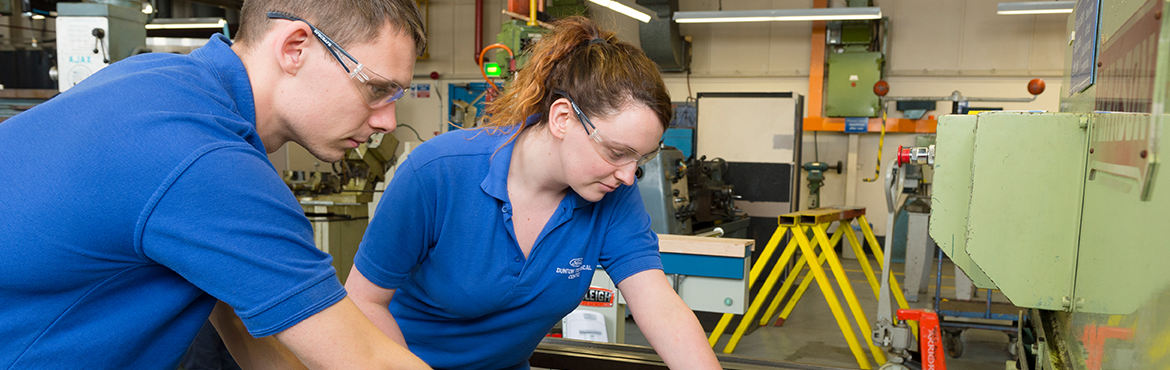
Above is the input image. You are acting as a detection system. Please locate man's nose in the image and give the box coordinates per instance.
[368,103,398,133]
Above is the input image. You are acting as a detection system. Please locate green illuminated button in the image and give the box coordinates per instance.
[484,62,501,77]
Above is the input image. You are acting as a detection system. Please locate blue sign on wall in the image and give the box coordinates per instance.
[844,117,869,133]
[1070,0,1101,96]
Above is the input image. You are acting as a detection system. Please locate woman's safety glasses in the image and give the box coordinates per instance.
[555,90,661,167]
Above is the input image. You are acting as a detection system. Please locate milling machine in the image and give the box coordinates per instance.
[283,133,398,283]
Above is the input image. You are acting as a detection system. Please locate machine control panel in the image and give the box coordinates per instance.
[57,17,111,92]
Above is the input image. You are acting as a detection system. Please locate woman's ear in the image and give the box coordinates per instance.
[548,98,573,140]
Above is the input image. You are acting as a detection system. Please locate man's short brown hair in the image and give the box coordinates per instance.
[235,0,425,56]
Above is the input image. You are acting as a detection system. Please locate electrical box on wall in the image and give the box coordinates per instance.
[824,51,882,117]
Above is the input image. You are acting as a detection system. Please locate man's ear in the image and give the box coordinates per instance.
[271,21,314,76]
[548,98,573,140]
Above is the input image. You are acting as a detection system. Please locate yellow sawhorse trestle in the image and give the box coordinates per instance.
[706,207,914,370]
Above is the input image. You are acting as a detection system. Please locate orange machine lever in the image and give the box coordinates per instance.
[896,309,947,370]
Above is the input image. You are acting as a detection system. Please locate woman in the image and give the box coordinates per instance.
[346,17,721,370]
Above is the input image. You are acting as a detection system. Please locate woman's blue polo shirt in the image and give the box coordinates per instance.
[354,123,663,369]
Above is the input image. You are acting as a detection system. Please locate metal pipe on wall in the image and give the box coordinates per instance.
[475,0,483,64]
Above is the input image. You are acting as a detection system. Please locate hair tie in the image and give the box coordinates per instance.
[588,37,606,45]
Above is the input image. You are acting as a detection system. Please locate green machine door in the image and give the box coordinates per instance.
[929,115,996,290]
[932,112,1089,311]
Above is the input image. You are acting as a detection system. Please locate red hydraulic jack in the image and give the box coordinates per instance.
[896,309,947,370]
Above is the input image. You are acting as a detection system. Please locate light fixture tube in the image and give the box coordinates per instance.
[588,0,653,23]
[673,7,881,23]
[146,18,227,30]
[996,1,1075,15]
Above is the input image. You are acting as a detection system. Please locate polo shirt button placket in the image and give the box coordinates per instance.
[514,256,522,263]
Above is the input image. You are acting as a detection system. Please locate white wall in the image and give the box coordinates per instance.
[385,0,1070,235]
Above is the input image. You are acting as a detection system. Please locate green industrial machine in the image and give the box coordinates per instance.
[497,19,549,71]
[928,0,1170,369]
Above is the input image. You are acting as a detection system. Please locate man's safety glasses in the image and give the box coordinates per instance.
[267,12,406,109]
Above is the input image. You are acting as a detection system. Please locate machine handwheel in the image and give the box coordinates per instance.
[944,329,964,358]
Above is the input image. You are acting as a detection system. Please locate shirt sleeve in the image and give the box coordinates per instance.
[597,182,663,285]
[352,154,435,290]
[139,144,346,337]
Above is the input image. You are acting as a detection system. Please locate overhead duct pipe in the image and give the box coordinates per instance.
[636,0,688,72]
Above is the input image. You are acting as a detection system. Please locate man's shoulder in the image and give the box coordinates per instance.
[77,37,245,111]
[82,52,207,89]
[54,54,232,122]
[55,46,256,141]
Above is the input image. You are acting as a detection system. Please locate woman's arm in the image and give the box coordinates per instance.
[345,265,409,348]
[618,269,722,369]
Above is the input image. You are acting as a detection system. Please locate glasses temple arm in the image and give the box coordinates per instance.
[268,12,361,75]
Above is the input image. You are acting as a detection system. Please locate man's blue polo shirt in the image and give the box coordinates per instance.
[355,122,664,370]
[0,35,345,368]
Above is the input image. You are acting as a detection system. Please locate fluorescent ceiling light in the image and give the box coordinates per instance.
[997,1,1074,15]
[588,0,654,23]
[146,18,227,30]
[673,7,881,23]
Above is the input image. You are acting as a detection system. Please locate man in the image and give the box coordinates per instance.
[0,0,430,368]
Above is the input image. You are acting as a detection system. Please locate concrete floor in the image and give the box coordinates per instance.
[621,258,1018,370]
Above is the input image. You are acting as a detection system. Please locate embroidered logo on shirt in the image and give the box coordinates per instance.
[555,258,592,280]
